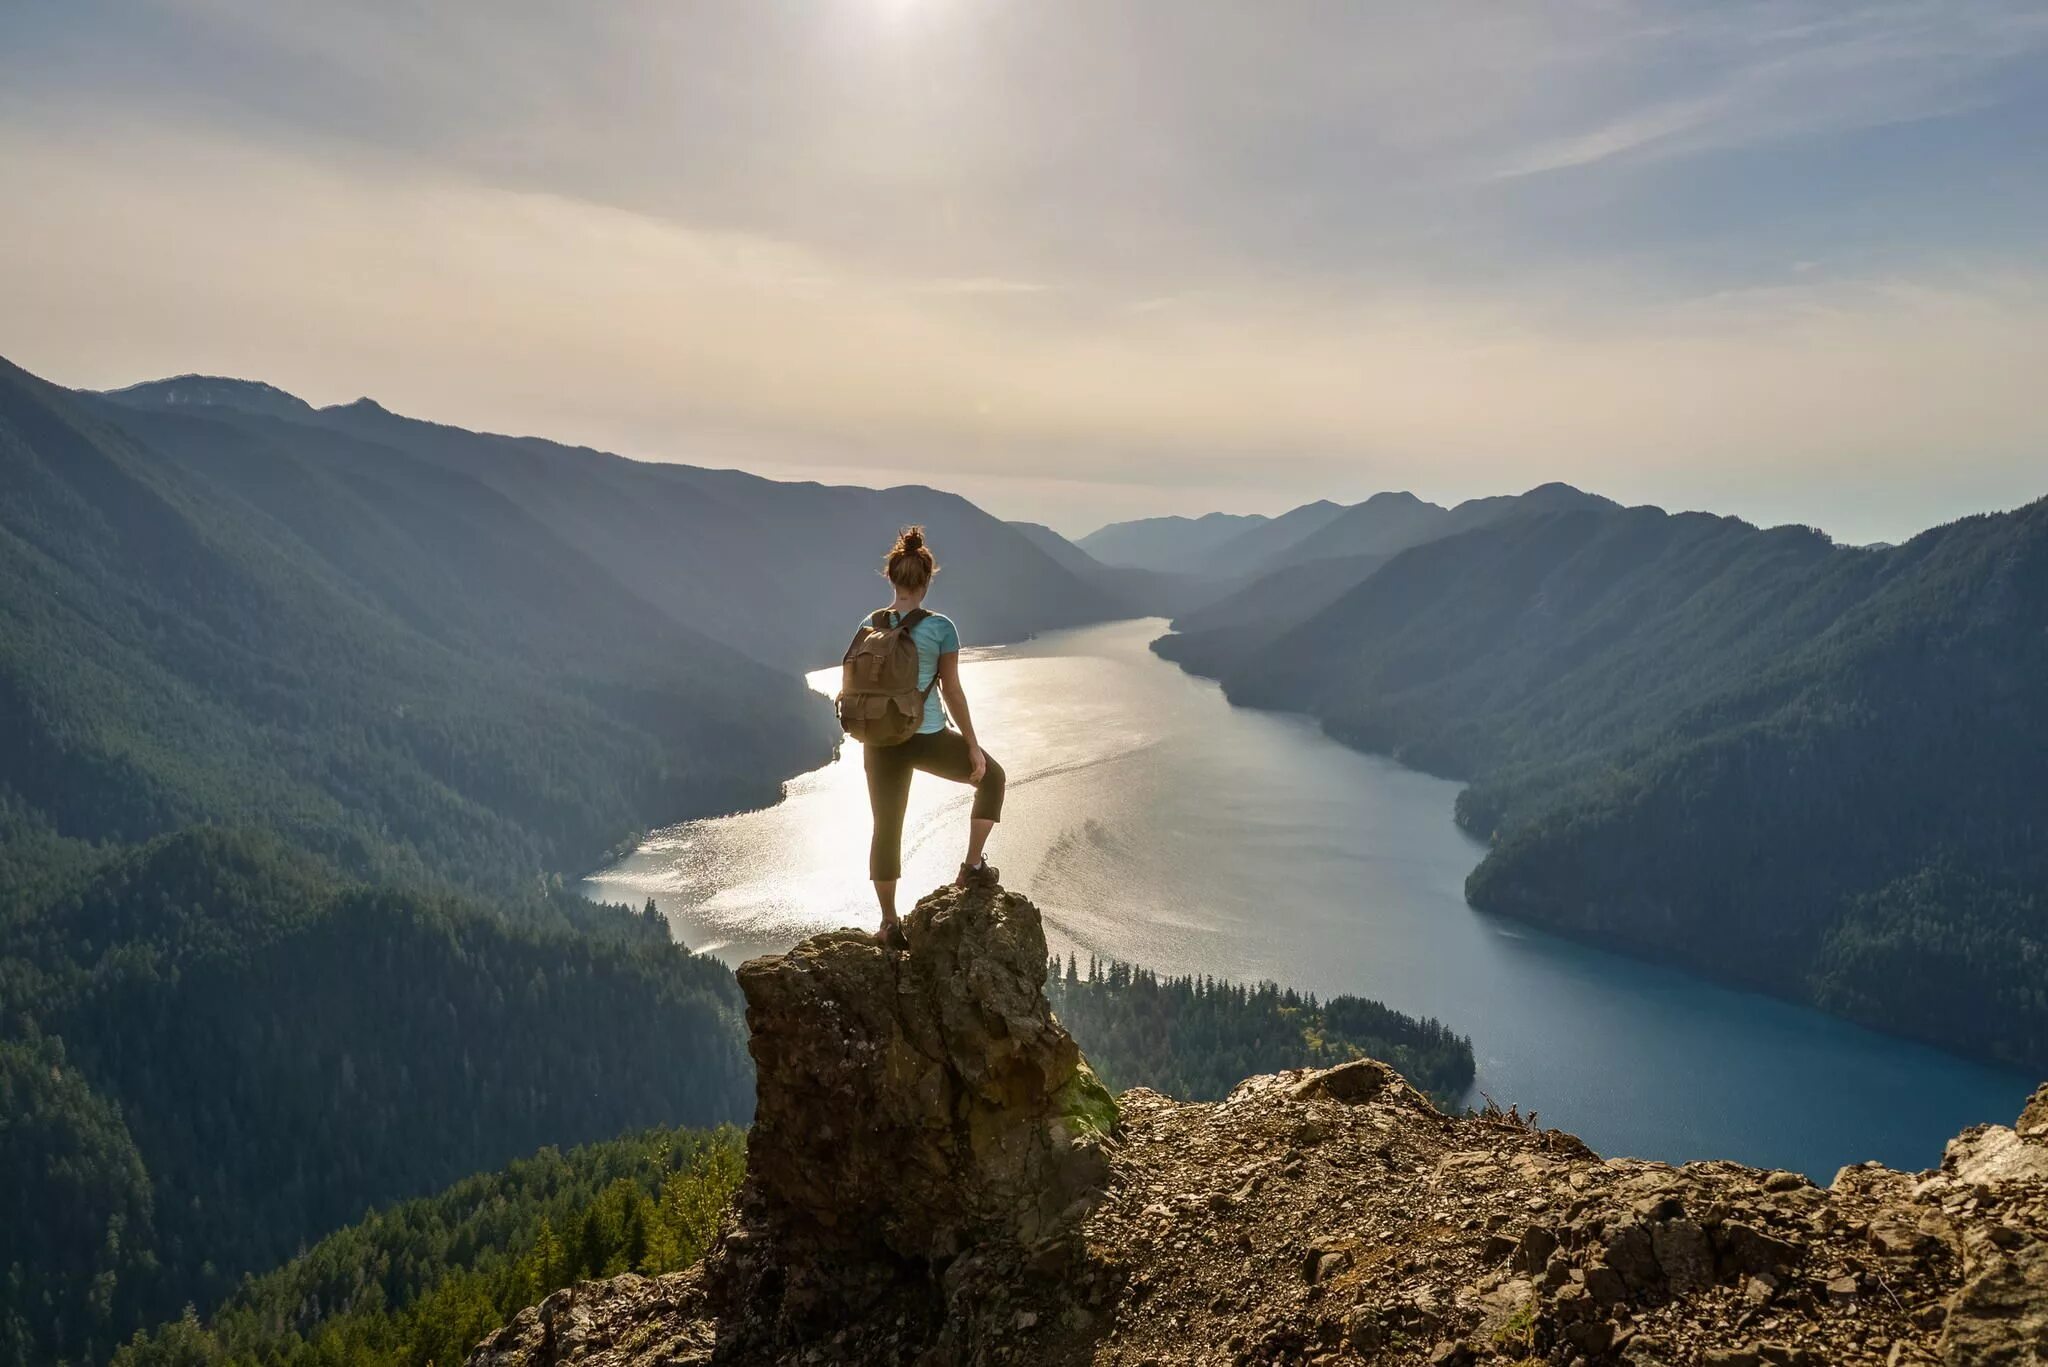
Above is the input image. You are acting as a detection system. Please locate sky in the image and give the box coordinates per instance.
[3,2,2046,543]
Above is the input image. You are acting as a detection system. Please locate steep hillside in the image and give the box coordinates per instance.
[322,400,1124,668]
[1,828,757,1363]
[109,1127,746,1367]
[103,374,1125,671]
[1159,499,2048,1068]
[3,356,834,892]
[464,889,2048,1367]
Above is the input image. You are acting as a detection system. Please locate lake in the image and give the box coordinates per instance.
[584,617,2036,1177]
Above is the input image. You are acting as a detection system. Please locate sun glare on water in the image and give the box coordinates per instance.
[584,635,1167,957]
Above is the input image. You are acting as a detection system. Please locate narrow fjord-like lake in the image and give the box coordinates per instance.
[585,618,2034,1178]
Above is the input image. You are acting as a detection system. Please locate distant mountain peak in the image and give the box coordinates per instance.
[1517,481,1615,508]
[1075,510,1271,573]
[323,396,392,416]
[99,374,313,419]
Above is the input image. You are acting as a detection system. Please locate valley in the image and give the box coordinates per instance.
[4,350,2040,1364]
[587,619,2037,1181]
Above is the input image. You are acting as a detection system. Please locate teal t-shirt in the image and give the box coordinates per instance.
[870,609,959,734]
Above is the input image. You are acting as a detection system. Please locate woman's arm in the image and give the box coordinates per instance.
[936,652,986,780]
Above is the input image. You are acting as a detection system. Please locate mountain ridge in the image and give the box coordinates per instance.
[1076,509,1272,573]
[265,382,1118,669]
[1156,494,2048,1069]
[1204,497,1353,572]
[1,354,833,886]
[100,373,316,419]
[1268,482,1621,571]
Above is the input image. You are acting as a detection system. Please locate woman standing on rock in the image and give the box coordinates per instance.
[836,526,1005,949]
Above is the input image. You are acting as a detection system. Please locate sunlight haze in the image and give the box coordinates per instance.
[4,2,2045,542]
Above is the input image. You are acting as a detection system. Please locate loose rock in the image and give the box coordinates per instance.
[466,883,2048,1367]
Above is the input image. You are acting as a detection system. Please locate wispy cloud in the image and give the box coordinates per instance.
[2,1,2045,540]
[1493,3,2048,179]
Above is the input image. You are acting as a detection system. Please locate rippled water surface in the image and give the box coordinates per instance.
[585,618,2035,1176]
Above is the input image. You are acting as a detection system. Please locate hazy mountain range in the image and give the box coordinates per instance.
[1073,484,1616,578]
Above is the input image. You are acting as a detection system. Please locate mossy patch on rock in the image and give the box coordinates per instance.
[1056,1059,1120,1139]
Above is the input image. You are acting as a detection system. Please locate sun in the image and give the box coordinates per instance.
[872,0,932,25]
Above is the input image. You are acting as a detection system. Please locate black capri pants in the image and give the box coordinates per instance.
[864,729,1006,881]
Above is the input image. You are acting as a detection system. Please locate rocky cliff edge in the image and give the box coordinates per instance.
[469,885,2048,1367]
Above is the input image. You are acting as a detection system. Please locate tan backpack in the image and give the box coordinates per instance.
[835,608,938,746]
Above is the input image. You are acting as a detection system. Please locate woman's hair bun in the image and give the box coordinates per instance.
[884,525,938,589]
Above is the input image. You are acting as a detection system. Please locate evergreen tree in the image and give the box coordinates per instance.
[1046,957,1473,1107]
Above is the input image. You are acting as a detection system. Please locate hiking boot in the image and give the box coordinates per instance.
[879,920,910,952]
[955,859,999,890]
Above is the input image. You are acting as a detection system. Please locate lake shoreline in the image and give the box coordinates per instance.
[588,616,2038,1178]
[1145,622,2048,1081]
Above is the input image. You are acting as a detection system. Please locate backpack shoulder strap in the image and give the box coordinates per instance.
[869,609,894,630]
[907,610,946,702]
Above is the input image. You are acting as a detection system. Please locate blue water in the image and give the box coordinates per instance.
[585,618,2037,1178]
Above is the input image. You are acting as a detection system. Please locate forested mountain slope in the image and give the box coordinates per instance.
[1158,499,2048,1067]
[3,357,835,893]
[1,829,755,1363]
[104,376,1122,672]
[1044,956,1473,1107]
[108,1127,747,1367]
[0,352,849,1362]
